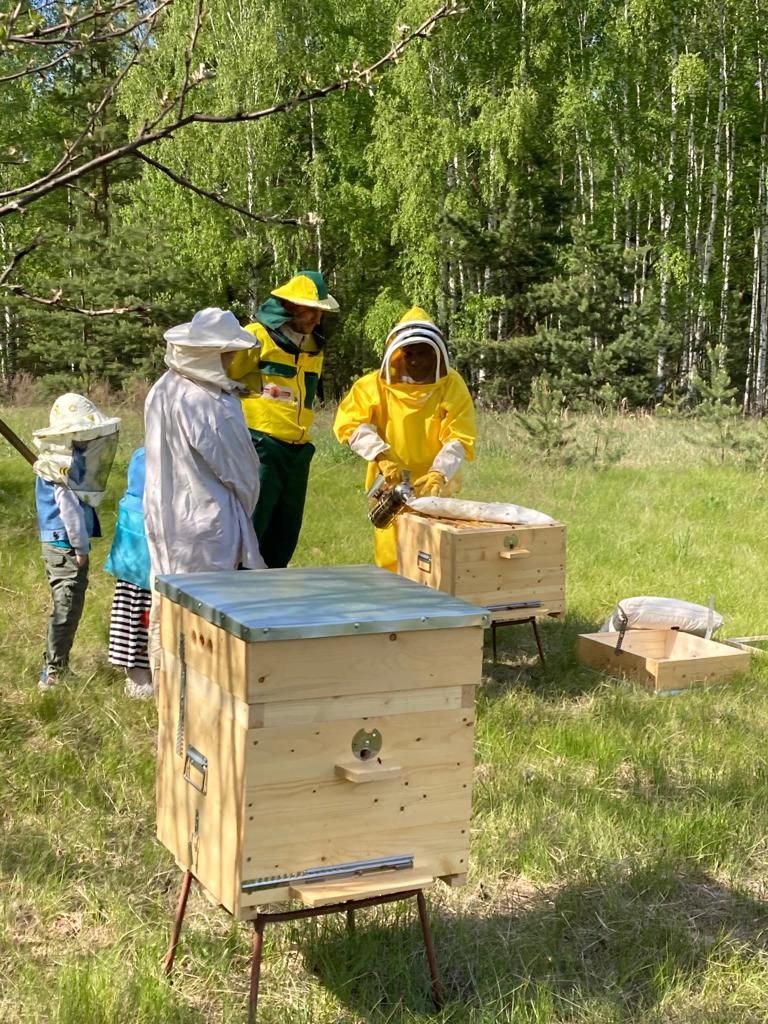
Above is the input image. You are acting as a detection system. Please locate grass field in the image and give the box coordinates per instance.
[2,404,768,1023]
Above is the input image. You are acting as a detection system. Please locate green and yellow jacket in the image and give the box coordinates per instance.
[228,320,324,445]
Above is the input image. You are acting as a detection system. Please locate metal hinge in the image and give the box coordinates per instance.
[176,631,186,756]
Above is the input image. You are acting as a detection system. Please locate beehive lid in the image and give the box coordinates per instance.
[155,564,490,641]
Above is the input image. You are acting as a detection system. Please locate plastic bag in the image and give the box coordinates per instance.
[600,596,723,637]
[407,496,556,526]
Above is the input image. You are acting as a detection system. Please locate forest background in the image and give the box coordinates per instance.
[1,0,768,415]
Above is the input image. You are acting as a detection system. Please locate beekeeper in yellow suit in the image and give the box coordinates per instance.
[334,307,476,572]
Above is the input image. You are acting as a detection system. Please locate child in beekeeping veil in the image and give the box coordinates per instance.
[32,393,121,691]
[334,307,476,572]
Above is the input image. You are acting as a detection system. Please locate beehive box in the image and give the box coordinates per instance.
[155,566,488,919]
[396,512,566,620]
[577,629,751,693]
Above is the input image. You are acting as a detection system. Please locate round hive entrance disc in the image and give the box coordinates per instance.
[352,728,382,761]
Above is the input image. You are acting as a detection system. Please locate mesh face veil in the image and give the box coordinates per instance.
[32,394,120,506]
[380,322,450,385]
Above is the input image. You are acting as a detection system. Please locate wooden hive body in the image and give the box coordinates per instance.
[155,566,487,919]
[577,629,751,693]
[396,512,566,621]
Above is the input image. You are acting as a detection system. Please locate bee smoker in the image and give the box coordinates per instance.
[367,470,414,529]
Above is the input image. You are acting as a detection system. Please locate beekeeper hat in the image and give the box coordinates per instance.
[381,306,450,383]
[163,307,257,350]
[33,393,121,441]
[271,271,339,312]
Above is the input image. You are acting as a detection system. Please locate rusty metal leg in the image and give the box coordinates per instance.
[346,906,355,933]
[164,869,193,977]
[249,917,266,1024]
[491,621,498,662]
[530,617,546,666]
[416,889,444,1009]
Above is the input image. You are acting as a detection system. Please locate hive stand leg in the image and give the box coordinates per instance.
[248,917,266,1024]
[416,890,444,1009]
[491,621,498,662]
[530,617,546,666]
[346,907,356,933]
[164,869,193,977]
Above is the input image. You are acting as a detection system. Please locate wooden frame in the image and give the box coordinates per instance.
[577,629,751,693]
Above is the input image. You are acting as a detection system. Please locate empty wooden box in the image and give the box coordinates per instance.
[577,629,751,693]
[155,566,488,918]
[396,511,566,621]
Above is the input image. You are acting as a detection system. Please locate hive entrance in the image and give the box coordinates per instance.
[352,728,382,761]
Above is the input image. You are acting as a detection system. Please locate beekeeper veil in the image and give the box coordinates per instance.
[32,393,121,507]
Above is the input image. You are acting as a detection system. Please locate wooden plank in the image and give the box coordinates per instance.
[290,870,434,907]
[459,585,565,614]
[453,526,566,555]
[654,653,750,691]
[455,552,565,577]
[238,826,471,909]
[578,630,669,657]
[243,791,473,847]
[439,873,467,888]
[334,761,402,783]
[160,598,248,700]
[489,607,555,623]
[259,685,468,727]
[396,514,456,590]
[155,651,248,914]
[576,634,656,688]
[242,766,472,831]
[245,627,483,702]
[666,630,751,661]
[244,708,475,787]
[238,847,469,913]
[162,652,255,727]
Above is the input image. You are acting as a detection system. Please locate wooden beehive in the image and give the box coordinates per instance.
[577,629,751,693]
[155,566,488,919]
[396,512,566,621]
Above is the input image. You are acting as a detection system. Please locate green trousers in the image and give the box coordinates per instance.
[41,543,89,671]
[250,430,315,568]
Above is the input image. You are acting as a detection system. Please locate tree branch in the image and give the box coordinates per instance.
[177,0,205,122]
[5,0,141,45]
[134,151,308,226]
[0,0,175,201]
[0,45,78,84]
[0,1,462,219]
[2,282,150,316]
[0,235,42,287]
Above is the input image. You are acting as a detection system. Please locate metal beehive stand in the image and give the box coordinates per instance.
[163,870,444,1022]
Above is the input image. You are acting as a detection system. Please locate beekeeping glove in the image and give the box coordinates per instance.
[413,470,447,497]
[375,451,405,486]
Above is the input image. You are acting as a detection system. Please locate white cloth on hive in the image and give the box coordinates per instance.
[407,496,557,526]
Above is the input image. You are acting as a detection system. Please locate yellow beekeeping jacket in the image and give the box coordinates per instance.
[228,322,324,444]
[334,368,476,570]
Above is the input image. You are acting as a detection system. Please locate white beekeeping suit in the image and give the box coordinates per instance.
[144,307,266,577]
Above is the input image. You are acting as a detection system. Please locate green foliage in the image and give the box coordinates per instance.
[514,373,574,460]
[3,0,768,417]
[686,345,745,463]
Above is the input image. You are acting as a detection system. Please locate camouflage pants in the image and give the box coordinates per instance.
[41,543,89,671]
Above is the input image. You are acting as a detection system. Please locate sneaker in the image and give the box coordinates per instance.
[38,666,59,692]
[124,678,155,700]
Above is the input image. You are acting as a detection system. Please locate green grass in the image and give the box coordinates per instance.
[2,405,768,1023]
